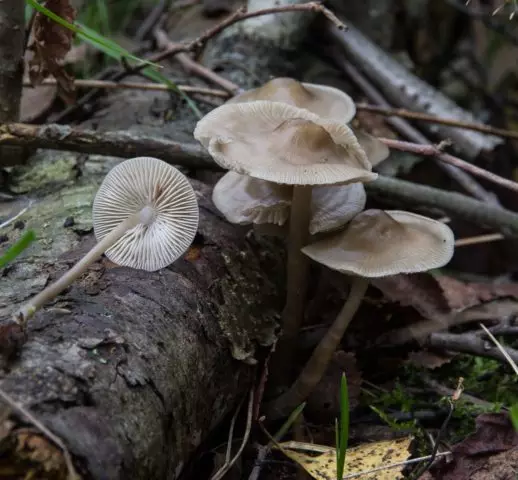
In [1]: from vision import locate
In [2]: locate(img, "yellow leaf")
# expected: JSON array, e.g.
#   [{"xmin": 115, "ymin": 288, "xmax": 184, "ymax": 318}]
[{"xmin": 276, "ymin": 437, "xmax": 412, "ymax": 479}]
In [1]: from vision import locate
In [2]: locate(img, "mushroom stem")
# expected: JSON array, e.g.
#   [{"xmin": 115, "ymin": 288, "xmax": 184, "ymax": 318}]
[
  {"xmin": 14, "ymin": 206, "xmax": 155, "ymax": 324},
  {"xmin": 267, "ymin": 276, "xmax": 369, "ymax": 420},
  {"xmin": 282, "ymin": 184, "xmax": 313, "ymax": 342}
]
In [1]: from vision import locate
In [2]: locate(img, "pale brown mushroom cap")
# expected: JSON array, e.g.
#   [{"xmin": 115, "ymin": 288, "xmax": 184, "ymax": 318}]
[
  {"xmin": 212, "ymin": 171, "xmax": 365, "ymax": 234},
  {"xmin": 93, "ymin": 157, "xmax": 199, "ymax": 271},
  {"xmin": 227, "ymin": 77, "xmax": 357, "ymax": 124},
  {"xmin": 302, "ymin": 209, "xmax": 454, "ymax": 277},
  {"xmin": 194, "ymin": 101, "xmax": 376, "ymax": 186}
]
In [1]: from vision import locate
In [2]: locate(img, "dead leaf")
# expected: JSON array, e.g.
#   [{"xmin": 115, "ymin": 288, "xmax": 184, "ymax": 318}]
[
  {"xmin": 425, "ymin": 412, "xmax": 518, "ymax": 480},
  {"xmin": 372, "ymin": 273, "xmax": 451, "ymax": 321},
  {"xmin": 277, "ymin": 437, "xmax": 412, "ymax": 480},
  {"xmin": 16, "ymin": 431, "xmax": 68, "ymax": 475},
  {"xmin": 28, "ymin": 0, "xmax": 77, "ymax": 104},
  {"xmin": 406, "ymin": 349, "xmax": 456, "ymax": 369},
  {"xmin": 306, "ymin": 351, "xmax": 362, "ymax": 422}
]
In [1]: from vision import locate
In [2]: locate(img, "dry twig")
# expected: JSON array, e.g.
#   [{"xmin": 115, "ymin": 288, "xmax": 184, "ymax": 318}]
[
  {"xmin": 23, "ymin": 78, "xmax": 229, "ymax": 97},
  {"xmin": 153, "ymin": 29, "xmax": 240, "ymax": 93},
  {"xmin": 357, "ymin": 103, "xmax": 518, "ymax": 141},
  {"xmin": 0, "ymin": 122, "xmax": 212, "ymax": 168},
  {"xmin": 380, "ymin": 138, "xmax": 518, "ymax": 194}
]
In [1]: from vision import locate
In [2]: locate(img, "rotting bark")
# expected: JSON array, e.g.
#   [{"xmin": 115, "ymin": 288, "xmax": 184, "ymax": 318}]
[
  {"xmin": 0, "ymin": 0, "xmax": 25, "ymax": 166},
  {"xmin": 0, "ymin": 2, "xmax": 324, "ymax": 478}
]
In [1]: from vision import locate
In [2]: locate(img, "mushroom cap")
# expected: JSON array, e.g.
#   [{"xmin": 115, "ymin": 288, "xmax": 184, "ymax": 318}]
[
  {"xmin": 352, "ymin": 128, "xmax": 390, "ymax": 167},
  {"xmin": 302, "ymin": 209, "xmax": 454, "ymax": 277},
  {"xmin": 93, "ymin": 156, "xmax": 199, "ymax": 271},
  {"xmin": 227, "ymin": 77, "xmax": 356, "ymax": 124},
  {"xmin": 194, "ymin": 101, "xmax": 376, "ymax": 186},
  {"xmin": 212, "ymin": 171, "xmax": 365, "ymax": 234}
]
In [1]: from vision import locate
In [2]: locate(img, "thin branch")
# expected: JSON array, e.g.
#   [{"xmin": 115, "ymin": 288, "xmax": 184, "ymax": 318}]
[
  {"xmin": 428, "ymin": 332, "xmax": 518, "ymax": 365},
  {"xmin": 23, "ymin": 78, "xmax": 229, "ymax": 97},
  {"xmin": 479, "ymin": 323, "xmax": 518, "ymax": 375},
  {"xmin": 154, "ymin": 29, "xmax": 240, "ymax": 93},
  {"xmin": 455, "ymin": 232, "xmax": 504, "ymax": 246},
  {"xmin": 0, "ymin": 384, "xmax": 79, "ymax": 480},
  {"xmin": 0, "ymin": 122, "xmax": 213, "ymax": 169},
  {"xmin": 380, "ymin": 138, "xmax": 518, "ymax": 194},
  {"xmin": 0, "ymin": 201, "xmax": 32, "ymax": 230},
  {"xmin": 356, "ymin": 103, "xmax": 518, "ymax": 141}
]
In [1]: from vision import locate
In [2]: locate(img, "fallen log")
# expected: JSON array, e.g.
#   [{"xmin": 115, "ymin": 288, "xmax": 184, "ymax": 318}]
[{"xmin": 0, "ymin": 150, "xmax": 283, "ymax": 478}]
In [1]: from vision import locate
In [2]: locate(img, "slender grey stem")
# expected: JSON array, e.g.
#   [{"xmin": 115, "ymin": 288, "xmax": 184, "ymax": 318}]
[
  {"xmin": 281, "ymin": 185, "xmax": 313, "ymax": 342},
  {"xmin": 14, "ymin": 206, "xmax": 154, "ymax": 324},
  {"xmin": 269, "ymin": 185, "xmax": 312, "ymax": 388},
  {"xmin": 267, "ymin": 276, "xmax": 369, "ymax": 420}
]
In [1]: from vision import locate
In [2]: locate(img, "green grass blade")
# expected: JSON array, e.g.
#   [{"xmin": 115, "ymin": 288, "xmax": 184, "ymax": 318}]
[
  {"xmin": 336, "ymin": 373, "xmax": 349, "ymax": 480},
  {"xmin": 510, "ymin": 403, "xmax": 518, "ymax": 431},
  {"xmin": 272, "ymin": 402, "xmax": 306, "ymax": 443},
  {"xmin": 0, "ymin": 230, "xmax": 36, "ymax": 269}
]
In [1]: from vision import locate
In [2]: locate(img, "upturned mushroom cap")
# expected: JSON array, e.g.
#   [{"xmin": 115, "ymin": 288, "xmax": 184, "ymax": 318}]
[
  {"xmin": 302, "ymin": 209, "xmax": 454, "ymax": 277},
  {"xmin": 212, "ymin": 171, "xmax": 366, "ymax": 234},
  {"xmin": 194, "ymin": 101, "xmax": 376, "ymax": 186},
  {"xmin": 227, "ymin": 77, "xmax": 356, "ymax": 124},
  {"xmin": 93, "ymin": 156, "xmax": 199, "ymax": 271}
]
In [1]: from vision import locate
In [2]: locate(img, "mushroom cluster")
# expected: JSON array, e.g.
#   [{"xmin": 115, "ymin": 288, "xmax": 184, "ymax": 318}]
[
  {"xmin": 194, "ymin": 80, "xmax": 382, "ymax": 359},
  {"xmin": 15, "ymin": 157, "xmax": 199, "ymax": 324},
  {"xmin": 195, "ymin": 77, "xmax": 456, "ymax": 416}
]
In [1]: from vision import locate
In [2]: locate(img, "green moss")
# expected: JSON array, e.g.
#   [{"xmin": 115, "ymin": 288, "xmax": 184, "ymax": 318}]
[{"xmin": 10, "ymin": 151, "xmax": 78, "ymax": 194}]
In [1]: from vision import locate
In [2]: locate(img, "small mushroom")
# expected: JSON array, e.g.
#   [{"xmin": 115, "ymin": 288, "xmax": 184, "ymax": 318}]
[
  {"xmin": 195, "ymin": 100, "xmax": 376, "ymax": 352},
  {"xmin": 226, "ymin": 77, "xmax": 389, "ymax": 167},
  {"xmin": 15, "ymin": 157, "xmax": 199, "ymax": 324},
  {"xmin": 227, "ymin": 77, "xmax": 356, "ymax": 124},
  {"xmin": 212, "ymin": 171, "xmax": 366, "ymax": 234},
  {"xmin": 267, "ymin": 209, "xmax": 454, "ymax": 418}
]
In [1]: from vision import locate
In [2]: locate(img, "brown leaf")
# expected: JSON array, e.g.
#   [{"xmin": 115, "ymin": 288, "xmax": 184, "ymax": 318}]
[
  {"xmin": 372, "ymin": 273, "xmax": 451, "ymax": 321},
  {"xmin": 425, "ymin": 412, "xmax": 518, "ymax": 480},
  {"xmin": 28, "ymin": 0, "xmax": 77, "ymax": 104}
]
